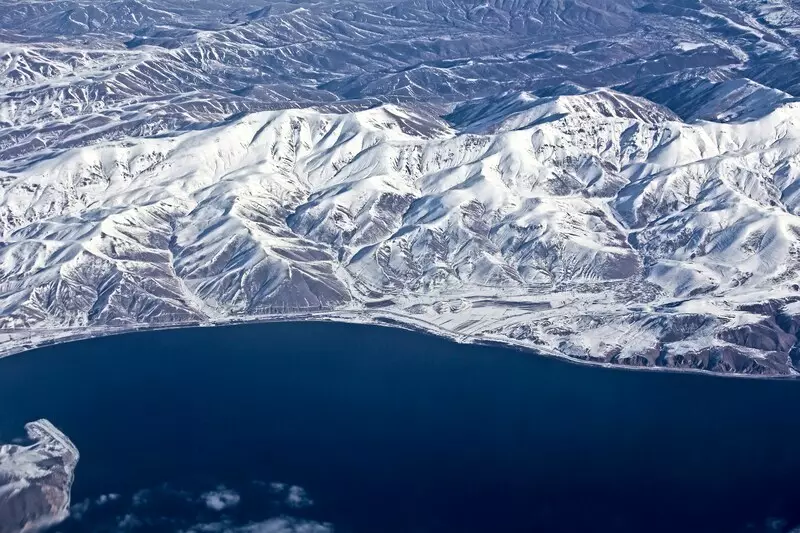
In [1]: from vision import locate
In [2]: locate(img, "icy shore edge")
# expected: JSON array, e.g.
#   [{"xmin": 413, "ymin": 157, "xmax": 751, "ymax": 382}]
[{"xmin": 0, "ymin": 311, "xmax": 796, "ymax": 380}]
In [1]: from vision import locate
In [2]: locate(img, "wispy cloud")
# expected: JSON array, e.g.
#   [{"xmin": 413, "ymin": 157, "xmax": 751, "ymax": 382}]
[
  {"xmin": 96, "ymin": 493, "xmax": 120, "ymax": 505},
  {"xmin": 201, "ymin": 486, "xmax": 241, "ymax": 511},
  {"xmin": 69, "ymin": 492, "xmax": 121, "ymax": 519},
  {"xmin": 183, "ymin": 517, "xmax": 332, "ymax": 533},
  {"xmin": 66, "ymin": 481, "xmax": 327, "ymax": 532},
  {"xmin": 117, "ymin": 513, "xmax": 142, "ymax": 530},
  {"xmin": 131, "ymin": 488, "xmax": 151, "ymax": 507},
  {"xmin": 268, "ymin": 482, "xmax": 313, "ymax": 509},
  {"xmin": 69, "ymin": 499, "xmax": 91, "ymax": 520},
  {"xmin": 285, "ymin": 486, "xmax": 313, "ymax": 509}
]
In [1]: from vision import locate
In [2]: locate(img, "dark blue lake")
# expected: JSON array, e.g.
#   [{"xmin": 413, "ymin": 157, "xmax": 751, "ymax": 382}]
[{"xmin": 2, "ymin": 321, "xmax": 800, "ymax": 533}]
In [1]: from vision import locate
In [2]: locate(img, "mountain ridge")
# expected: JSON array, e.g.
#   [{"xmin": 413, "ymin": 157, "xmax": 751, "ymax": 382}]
[
  {"xmin": 2, "ymin": 0, "xmax": 800, "ymax": 375},
  {"xmin": 2, "ymin": 90, "xmax": 800, "ymax": 374}
]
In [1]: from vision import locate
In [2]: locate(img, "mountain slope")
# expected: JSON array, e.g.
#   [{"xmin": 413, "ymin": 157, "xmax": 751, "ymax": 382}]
[
  {"xmin": 2, "ymin": 93, "xmax": 800, "ymax": 374},
  {"xmin": 2, "ymin": 0, "xmax": 800, "ymax": 375}
]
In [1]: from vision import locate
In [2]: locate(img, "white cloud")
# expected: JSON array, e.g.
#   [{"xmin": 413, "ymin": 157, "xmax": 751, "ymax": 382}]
[
  {"xmin": 285, "ymin": 486, "xmax": 313, "ymax": 509},
  {"xmin": 117, "ymin": 513, "xmax": 142, "ymax": 530},
  {"xmin": 240, "ymin": 518, "xmax": 332, "ymax": 533},
  {"xmin": 69, "ymin": 492, "xmax": 121, "ymax": 520},
  {"xmin": 266, "ymin": 482, "xmax": 313, "ymax": 509},
  {"xmin": 202, "ymin": 486, "xmax": 241, "ymax": 511},
  {"xmin": 132, "ymin": 488, "xmax": 151, "ymax": 507},
  {"xmin": 183, "ymin": 518, "xmax": 332, "ymax": 533},
  {"xmin": 96, "ymin": 493, "xmax": 120, "ymax": 505},
  {"xmin": 69, "ymin": 499, "xmax": 91, "ymax": 520},
  {"xmin": 182, "ymin": 522, "xmax": 229, "ymax": 533}
]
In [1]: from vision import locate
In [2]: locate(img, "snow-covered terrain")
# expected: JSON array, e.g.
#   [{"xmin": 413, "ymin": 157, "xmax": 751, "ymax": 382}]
[
  {"xmin": 0, "ymin": 420, "xmax": 79, "ymax": 533},
  {"xmin": 2, "ymin": 0, "xmax": 800, "ymax": 375}
]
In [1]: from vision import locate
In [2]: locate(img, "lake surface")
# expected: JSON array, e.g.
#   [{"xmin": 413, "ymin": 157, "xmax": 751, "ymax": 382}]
[{"xmin": 1, "ymin": 321, "xmax": 800, "ymax": 533}]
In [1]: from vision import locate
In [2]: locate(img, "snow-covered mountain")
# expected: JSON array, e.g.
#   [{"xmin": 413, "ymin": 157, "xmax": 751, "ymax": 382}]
[{"xmin": 2, "ymin": 0, "xmax": 800, "ymax": 375}]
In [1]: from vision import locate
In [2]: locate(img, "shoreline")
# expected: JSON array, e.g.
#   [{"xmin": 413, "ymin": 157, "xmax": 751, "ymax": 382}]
[
  {"xmin": 1, "ymin": 310, "xmax": 798, "ymax": 382},
  {"xmin": 24, "ymin": 419, "xmax": 80, "ymax": 529}
]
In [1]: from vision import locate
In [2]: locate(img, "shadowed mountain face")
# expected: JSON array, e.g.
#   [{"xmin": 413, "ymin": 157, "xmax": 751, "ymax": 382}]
[{"xmin": 1, "ymin": 0, "xmax": 800, "ymax": 375}]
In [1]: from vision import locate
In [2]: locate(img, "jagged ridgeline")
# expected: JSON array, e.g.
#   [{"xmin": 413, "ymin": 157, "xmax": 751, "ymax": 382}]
[{"xmin": 1, "ymin": 0, "xmax": 800, "ymax": 375}]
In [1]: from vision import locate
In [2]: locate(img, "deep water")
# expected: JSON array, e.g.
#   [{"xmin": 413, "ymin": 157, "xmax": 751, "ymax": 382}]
[{"xmin": 1, "ymin": 321, "xmax": 800, "ymax": 533}]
